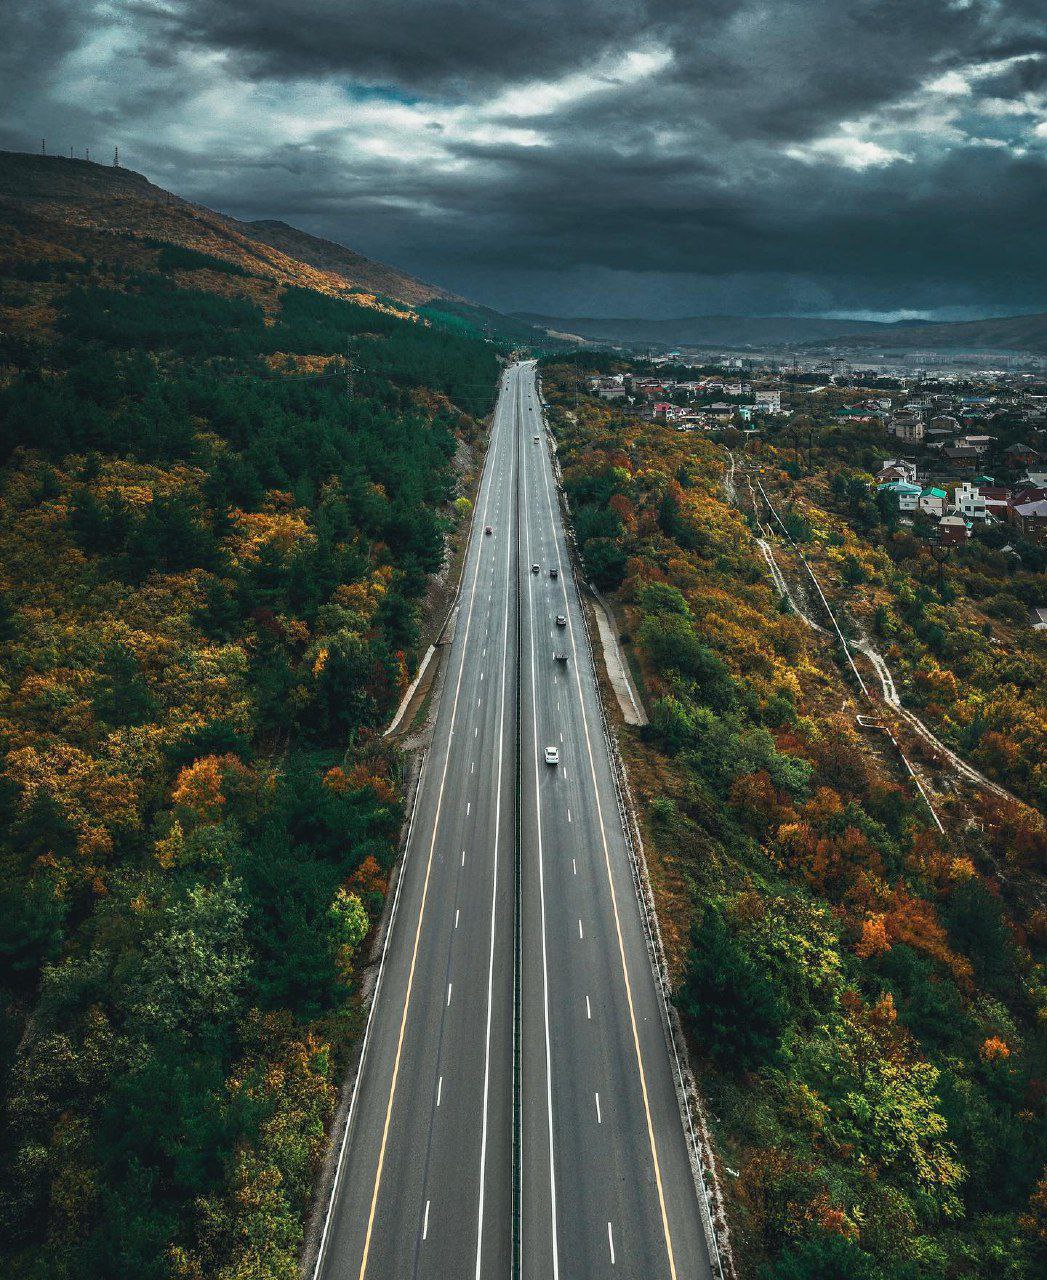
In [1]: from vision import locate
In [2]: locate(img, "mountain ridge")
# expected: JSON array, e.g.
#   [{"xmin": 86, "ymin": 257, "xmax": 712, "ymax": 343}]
[
  {"xmin": 514, "ymin": 309, "xmax": 1047, "ymax": 354},
  {"xmin": 0, "ymin": 151, "xmax": 452, "ymax": 310}
]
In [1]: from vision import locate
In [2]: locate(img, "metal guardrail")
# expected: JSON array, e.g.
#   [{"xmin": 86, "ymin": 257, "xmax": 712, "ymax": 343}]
[{"xmin": 544, "ymin": 409, "xmax": 729, "ymax": 1280}]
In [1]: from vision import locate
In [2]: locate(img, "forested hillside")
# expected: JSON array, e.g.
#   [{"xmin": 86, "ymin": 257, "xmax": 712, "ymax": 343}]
[
  {"xmin": 0, "ymin": 156, "xmax": 499, "ymax": 1277},
  {"xmin": 541, "ymin": 355, "xmax": 1045, "ymax": 1280}
]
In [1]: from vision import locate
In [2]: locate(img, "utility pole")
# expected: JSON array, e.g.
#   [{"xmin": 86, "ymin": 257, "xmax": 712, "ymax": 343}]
[{"xmin": 345, "ymin": 338, "xmax": 356, "ymax": 402}]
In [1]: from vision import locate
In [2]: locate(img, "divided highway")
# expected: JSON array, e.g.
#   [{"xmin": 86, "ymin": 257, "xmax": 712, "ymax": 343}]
[{"xmin": 313, "ymin": 362, "xmax": 714, "ymax": 1280}]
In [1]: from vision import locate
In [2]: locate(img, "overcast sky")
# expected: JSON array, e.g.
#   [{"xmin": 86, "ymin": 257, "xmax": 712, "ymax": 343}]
[{"xmin": 3, "ymin": 1, "xmax": 1046, "ymax": 318}]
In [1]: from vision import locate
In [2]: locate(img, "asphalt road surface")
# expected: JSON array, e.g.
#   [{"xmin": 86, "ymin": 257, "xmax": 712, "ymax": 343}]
[{"xmin": 313, "ymin": 362, "xmax": 714, "ymax": 1280}]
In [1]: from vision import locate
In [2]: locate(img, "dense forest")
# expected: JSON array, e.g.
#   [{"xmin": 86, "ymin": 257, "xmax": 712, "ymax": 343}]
[
  {"xmin": 541, "ymin": 355, "xmax": 1045, "ymax": 1280},
  {"xmin": 0, "ymin": 198, "xmax": 499, "ymax": 1277}
]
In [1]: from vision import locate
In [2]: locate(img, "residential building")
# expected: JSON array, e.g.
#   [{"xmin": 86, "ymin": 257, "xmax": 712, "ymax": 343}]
[
  {"xmin": 1004, "ymin": 442, "xmax": 1041, "ymax": 468},
  {"xmin": 880, "ymin": 480, "xmax": 922, "ymax": 512},
  {"xmin": 875, "ymin": 459, "xmax": 917, "ymax": 484},
  {"xmin": 754, "ymin": 389, "xmax": 782, "ymax": 413},
  {"xmin": 938, "ymin": 514, "xmax": 969, "ymax": 545},
  {"xmin": 1013, "ymin": 498, "xmax": 1047, "ymax": 544},
  {"xmin": 944, "ymin": 445, "xmax": 981, "ymax": 464},
  {"xmin": 956, "ymin": 435, "xmax": 993, "ymax": 453},
  {"xmin": 952, "ymin": 482, "xmax": 986, "ymax": 519},
  {"xmin": 889, "ymin": 413, "xmax": 924, "ymax": 443},
  {"xmin": 919, "ymin": 487, "xmax": 948, "ymax": 517},
  {"xmin": 980, "ymin": 487, "xmax": 1012, "ymax": 520}
]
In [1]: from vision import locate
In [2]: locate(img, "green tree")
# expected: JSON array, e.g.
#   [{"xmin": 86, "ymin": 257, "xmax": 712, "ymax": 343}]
[
  {"xmin": 761, "ymin": 1234, "xmax": 882, "ymax": 1280},
  {"xmin": 676, "ymin": 905, "xmax": 787, "ymax": 1066},
  {"xmin": 91, "ymin": 643, "xmax": 157, "ymax": 727}
]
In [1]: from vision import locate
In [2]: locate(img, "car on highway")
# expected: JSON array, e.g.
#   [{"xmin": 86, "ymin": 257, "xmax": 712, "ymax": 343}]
[
  {"xmin": 533, "ymin": 435, "xmax": 539, "ymax": 443},
  {"xmin": 549, "ymin": 567, "xmax": 558, "ymax": 579},
  {"xmin": 544, "ymin": 746, "xmax": 559, "ymax": 765},
  {"xmin": 531, "ymin": 563, "xmax": 540, "ymax": 573},
  {"xmin": 484, "ymin": 525, "xmax": 492, "ymax": 535},
  {"xmin": 555, "ymin": 614, "xmax": 566, "ymax": 627}
]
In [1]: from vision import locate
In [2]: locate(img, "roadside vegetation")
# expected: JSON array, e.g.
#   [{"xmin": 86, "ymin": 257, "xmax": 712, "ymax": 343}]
[
  {"xmin": 0, "ymin": 212, "xmax": 498, "ymax": 1277},
  {"xmin": 541, "ymin": 354, "xmax": 1045, "ymax": 1280}
]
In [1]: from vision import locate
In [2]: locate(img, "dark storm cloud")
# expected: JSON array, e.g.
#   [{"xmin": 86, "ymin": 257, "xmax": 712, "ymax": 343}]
[
  {"xmin": 133, "ymin": 0, "xmax": 651, "ymax": 93},
  {"xmin": 4, "ymin": 0, "xmax": 1046, "ymax": 316},
  {"xmin": 0, "ymin": 0, "xmax": 90, "ymax": 108}
]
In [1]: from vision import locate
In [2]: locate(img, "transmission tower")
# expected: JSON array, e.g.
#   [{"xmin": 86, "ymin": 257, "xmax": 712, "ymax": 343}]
[{"xmin": 113, "ymin": 146, "xmax": 119, "ymax": 167}]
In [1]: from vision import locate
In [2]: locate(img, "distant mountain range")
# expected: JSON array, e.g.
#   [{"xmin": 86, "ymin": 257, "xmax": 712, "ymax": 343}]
[
  {"xmin": 514, "ymin": 310, "xmax": 1047, "ymax": 355},
  {"xmin": 0, "ymin": 151, "xmax": 560, "ymax": 349}
]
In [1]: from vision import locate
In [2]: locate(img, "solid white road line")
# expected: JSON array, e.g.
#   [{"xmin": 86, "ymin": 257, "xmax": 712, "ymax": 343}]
[
  {"xmin": 608, "ymin": 1222, "xmax": 616, "ymax": 1265},
  {"xmin": 531, "ymin": 367, "xmax": 680, "ymax": 1280},
  {"xmin": 423, "ymin": 1201, "xmax": 430, "ymax": 1241}
]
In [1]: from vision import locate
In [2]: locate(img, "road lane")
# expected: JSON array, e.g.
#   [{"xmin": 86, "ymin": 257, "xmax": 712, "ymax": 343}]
[
  {"xmin": 314, "ymin": 368, "xmax": 518, "ymax": 1280},
  {"xmin": 517, "ymin": 361, "xmax": 713, "ymax": 1280},
  {"xmin": 315, "ymin": 360, "xmax": 713, "ymax": 1280}
]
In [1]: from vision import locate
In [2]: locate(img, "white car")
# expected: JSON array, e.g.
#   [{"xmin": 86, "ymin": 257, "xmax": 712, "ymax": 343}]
[
  {"xmin": 544, "ymin": 746, "xmax": 559, "ymax": 765},
  {"xmin": 533, "ymin": 435, "xmax": 539, "ymax": 443}
]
